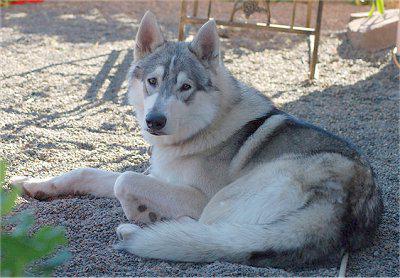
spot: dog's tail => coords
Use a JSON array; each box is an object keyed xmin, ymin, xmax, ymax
[{"xmin": 117, "ymin": 221, "xmax": 268, "ymax": 263}]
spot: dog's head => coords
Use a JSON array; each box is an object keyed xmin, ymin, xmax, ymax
[{"xmin": 128, "ymin": 11, "xmax": 223, "ymax": 145}]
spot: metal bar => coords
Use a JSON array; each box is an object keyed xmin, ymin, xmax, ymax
[
  {"xmin": 290, "ymin": 0, "xmax": 297, "ymax": 29},
  {"xmin": 306, "ymin": 0, "xmax": 313, "ymax": 28},
  {"xmin": 230, "ymin": 1, "xmax": 240, "ymax": 22},
  {"xmin": 309, "ymin": 0, "xmax": 323, "ymax": 80},
  {"xmin": 184, "ymin": 17, "xmax": 315, "ymax": 35},
  {"xmin": 265, "ymin": 0, "xmax": 271, "ymax": 25},
  {"xmin": 193, "ymin": 0, "xmax": 199, "ymax": 17},
  {"xmin": 178, "ymin": 0, "xmax": 187, "ymax": 41},
  {"xmin": 207, "ymin": 0, "xmax": 212, "ymax": 19}
]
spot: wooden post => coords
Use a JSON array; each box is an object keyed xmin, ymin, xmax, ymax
[
  {"xmin": 193, "ymin": 0, "xmax": 199, "ymax": 17},
  {"xmin": 306, "ymin": 0, "xmax": 313, "ymax": 28},
  {"xmin": 178, "ymin": 0, "xmax": 187, "ymax": 41},
  {"xmin": 178, "ymin": 0, "xmax": 324, "ymax": 80},
  {"xmin": 309, "ymin": 0, "xmax": 323, "ymax": 80},
  {"xmin": 207, "ymin": 0, "xmax": 212, "ymax": 19},
  {"xmin": 290, "ymin": 0, "xmax": 297, "ymax": 30}
]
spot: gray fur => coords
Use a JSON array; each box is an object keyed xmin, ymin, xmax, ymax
[{"xmin": 135, "ymin": 42, "xmax": 213, "ymax": 104}]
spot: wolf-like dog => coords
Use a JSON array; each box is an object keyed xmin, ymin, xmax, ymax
[{"xmin": 12, "ymin": 11, "xmax": 383, "ymax": 268}]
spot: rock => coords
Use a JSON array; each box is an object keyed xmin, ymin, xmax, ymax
[
  {"xmin": 347, "ymin": 9, "xmax": 399, "ymax": 52},
  {"xmin": 350, "ymin": 11, "xmax": 381, "ymax": 21}
]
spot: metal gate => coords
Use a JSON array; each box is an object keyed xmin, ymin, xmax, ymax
[{"xmin": 178, "ymin": 0, "xmax": 324, "ymax": 79}]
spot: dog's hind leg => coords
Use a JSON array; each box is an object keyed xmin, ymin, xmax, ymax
[
  {"xmin": 114, "ymin": 171, "xmax": 207, "ymax": 224},
  {"xmin": 11, "ymin": 168, "xmax": 120, "ymax": 199}
]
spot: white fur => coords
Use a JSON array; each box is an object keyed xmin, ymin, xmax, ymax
[{"xmin": 116, "ymin": 155, "xmax": 345, "ymax": 263}]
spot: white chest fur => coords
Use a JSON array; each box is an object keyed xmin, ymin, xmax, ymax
[{"xmin": 150, "ymin": 148, "xmax": 231, "ymax": 199}]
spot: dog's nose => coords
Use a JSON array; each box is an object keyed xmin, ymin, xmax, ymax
[{"xmin": 146, "ymin": 112, "xmax": 167, "ymax": 131}]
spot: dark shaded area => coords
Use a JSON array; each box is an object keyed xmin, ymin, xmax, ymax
[
  {"xmin": 85, "ymin": 50, "xmax": 120, "ymax": 99},
  {"xmin": 103, "ymin": 50, "xmax": 133, "ymax": 103}
]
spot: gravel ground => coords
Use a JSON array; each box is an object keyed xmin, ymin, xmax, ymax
[{"xmin": 1, "ymin": 1, "xmax": 398, "ymax": 277}]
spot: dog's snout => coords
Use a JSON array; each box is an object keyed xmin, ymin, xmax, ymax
[{"xmin": 146, "ymin": 112, "xmax": 167, "ymax": 131}]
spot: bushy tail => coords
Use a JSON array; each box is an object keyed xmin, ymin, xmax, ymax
[
  {"xmin": 118, "ymin": 221, "xmax": 268, "ymax": 263},
  {"xmin": 342, "ymin": 164, "xmax": 384, "ymax": 251}
]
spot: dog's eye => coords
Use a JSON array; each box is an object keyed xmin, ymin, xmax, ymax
[
  {"xmin": 147, "ymin": 78, "xmax": 157, "ymax": 86},
  {"xmin": 180, "ymin": 83, "xmax": 191, "ymax": 91}
]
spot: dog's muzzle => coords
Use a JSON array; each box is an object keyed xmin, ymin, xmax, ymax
[{"xmin": 146, "ymin": 112, "xmax": 166, "ymax": 135}]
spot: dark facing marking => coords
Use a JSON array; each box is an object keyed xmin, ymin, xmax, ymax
[
  {"xmin": 245, "ymin": 108, "xmax": 368, "ymax": 168},
  {"xmin": 142, "ymin": 80, "xmax": 150, "ymax": 96},
  {"xmin": 137, "ymin": 205, "xmax": 147, "ymax": 212},
  {"xmin": 148, "ymin": 212, "xmax": 157, "ymax": 222},
  {"xmin": 136, "ymin": 42, "xmax": 215, "ymax": 103},
  {"xmin": 236, "ymin": 108, "xmax": 282, "ymax": 148},
  {"xmin": 132, "ymin": 65, "xmax": 143, "ymax": 79}
]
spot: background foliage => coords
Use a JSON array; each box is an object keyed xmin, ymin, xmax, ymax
[{"xmin": 0, "ymin": 160, "xmax": 71, "ymax": 277}]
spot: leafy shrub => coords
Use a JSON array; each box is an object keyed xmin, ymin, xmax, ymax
[
  {"xmin": 0, "ymin": 160, "xmax": 71, "ymax": 276},
  {"xmin": 367, "ymin": 0, "xmax": 385, "ymax": 16},
  {"xmin": 353, "ymin": 0, "xmax": 386, "ymax": 16}
]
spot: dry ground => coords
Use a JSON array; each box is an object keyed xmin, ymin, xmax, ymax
[{"xmin": 1, "ymin": 1, "xmax": 398, "ymax": 276}]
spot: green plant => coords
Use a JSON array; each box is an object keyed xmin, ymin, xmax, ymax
[
  {"xmin": 0, "ymin": 159, "xmax": 71, "ymax": 277},
  {"xmin": 353, "ymin": 0, "xmax": 385, "ymax": 16},
  {"xmin": 368, "ymin": 0, "xmax": 385, "ymax": 16}
]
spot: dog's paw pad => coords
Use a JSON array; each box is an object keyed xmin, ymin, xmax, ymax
[
  {"xmin": 148, "ymin": 212, "xmax": 158, "ymax": 223},
  {"xmin": 137, "ymin": 205, "xmax": 147, "ymax": 212},
  {"xmin": 116, "ymin": 223, "xmax": 140, "ymax": 241}
]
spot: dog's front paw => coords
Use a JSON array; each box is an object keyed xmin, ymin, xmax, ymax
[
  {"xmin": 10, "ymin": 176, "xmax": 52, "ymax": 200},
  {"xmin": 10, "ymin": 176, "xmax": 30, "ymax": 190},
  {"xmin": 116, "ymin": 223, "xmax": 140, "ymax": 241}
]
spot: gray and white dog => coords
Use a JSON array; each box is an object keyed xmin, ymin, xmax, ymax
[{"xmin": 12, "ymin": 11, "xmax": 383, "ymax": 268}]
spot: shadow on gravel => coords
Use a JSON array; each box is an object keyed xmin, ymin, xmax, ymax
[
  {"xmin": 1, "ymin": 53, "xmax": 113, "ymax": 80},
  {"xmin": 2, "ymin": 0, "xmax": 311, "ymax": 53},
  {"xmin": 83, "ymin": 49, "xmax": 133, "ymax": 104},
  {"xmin": 0, "ymin": 1, "xmax": 180, "ymax": 44},
  {"xmin": 1, "ymin": 3, "xmax": 136, "ymax": 44},
  {"xmin": 1, "ymin": 101, "xmax": 105, "ymax": 133},
  {"xmin": 281, "ymin": 62, "xmax": 398, "ymax": 139}
]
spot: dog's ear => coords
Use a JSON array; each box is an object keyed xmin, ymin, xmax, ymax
[
  {"xmin": 134, "ymin": 11, "xmax": 165, "ymax": 61},
  {"xmin": 189, "ymin": 20, "xmax": 220, "ymax": 66}
]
